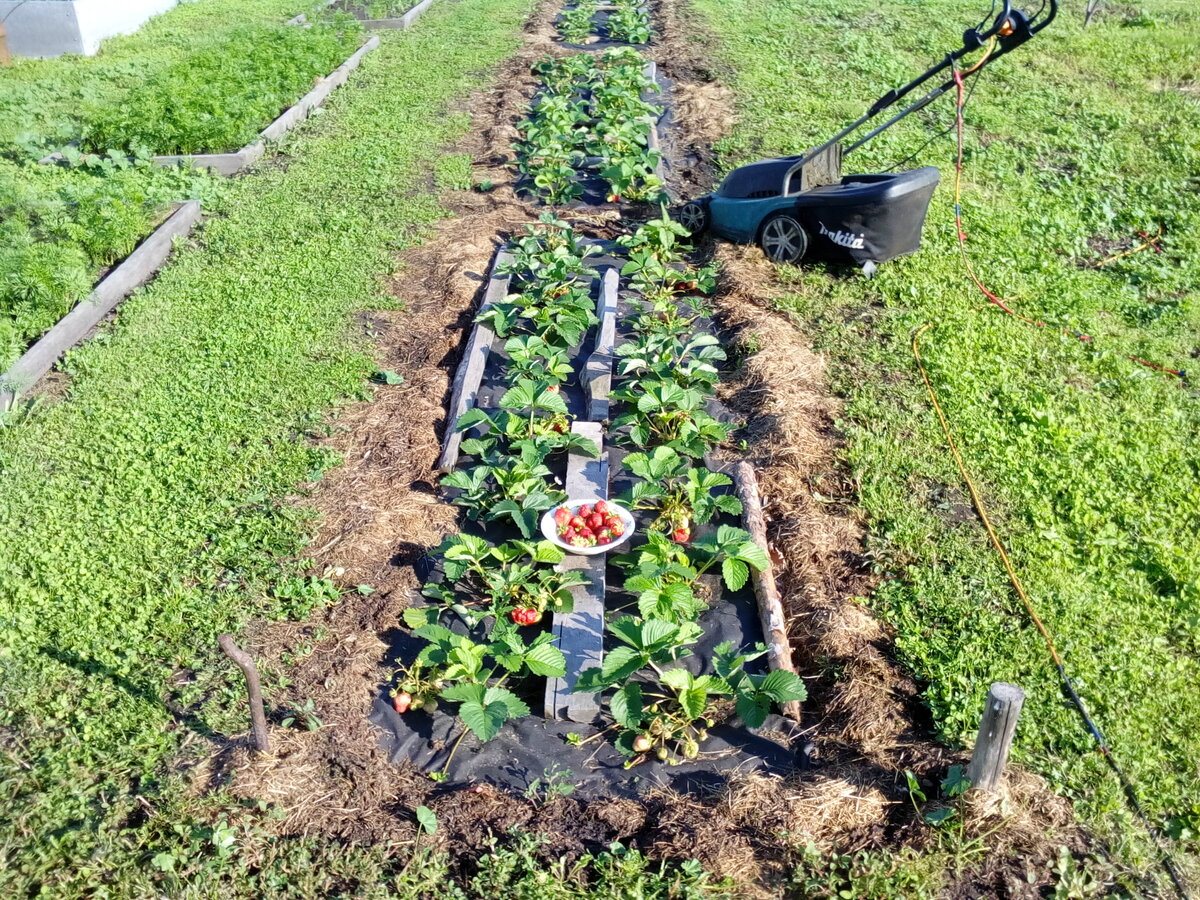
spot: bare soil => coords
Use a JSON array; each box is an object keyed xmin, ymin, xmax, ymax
[{"xmin": 196, "ymin": 0, "xmax": 1088, "ymax": 894}]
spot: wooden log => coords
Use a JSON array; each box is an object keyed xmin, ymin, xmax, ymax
[
  {"xmin": 733, "ymin": 461, "xmax": 802, "ymax": 723},
  {"xmin": 1, "ymin": 201, "xmax": 202, "ymax": 412},
  {"xmin": 585, "ymin": 266, "xmax": 618, "ymax": 420},
  {"xmin": 967, "ymin": 682, "xmax": 1024, "ymax": 792},
  {"xmin": 435, "ymin": 249, "xmax": 513, "ymax": 472},
  {"xmin": 544, "ymin": 421, "xmax": 608, "ymax": 722},
  {"xmin": 218, "ymin": 634, "xmax": 271, "ymax": 754}
]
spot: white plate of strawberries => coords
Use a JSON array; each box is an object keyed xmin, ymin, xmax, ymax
[{"xmin": 540, "ymin": 498, "xmax": 635, "ymax": 555}]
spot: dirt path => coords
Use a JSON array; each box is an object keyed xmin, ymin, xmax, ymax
[{"xmin": 199, "ymin": 0, "xmax": 1086, "ymax": 893}]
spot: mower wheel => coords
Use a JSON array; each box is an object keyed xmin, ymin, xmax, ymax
[
  {"xmin": 759, "ymin": 213, "xmax": 808, "ymax": 264},
  {"xmin": 676, "ymin": 200, "xmax": 710, "ymax": 236}
]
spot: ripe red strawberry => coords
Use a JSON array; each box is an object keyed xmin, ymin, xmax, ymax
[
  {"xmin": 587, "ymin": 513, "xmax": 603, "ymax": 529},
  {"xmin": 554, "ymin": 506, "xmax": 571, "ymax": 524},
  {"xmin": 579, "ymin": 527, "xmax": 595, "ymax": 540},
  {"xmin": 672, "ymin": 526, "xmax": 691, "ymax": 544},
  {"xmin": 603, "ymin": 514, "xmax": 620, "ymax": 528},
  {"xmin": 609, "ymin": 519, "xmax": 625, "ymax": 537},
  {"xmin": 594, "ymin": 500, "xmax": 609, "ymax": 515},
  {"xmin": 393, "ymin": 692, "xmax": 412, "ymax": 714},
  {"xmin": 570, "ymin": 515, "xmax": 585, "ymax": 529},
  {"xmin": 510, "ymin": 607, "xmax": 542, "ymax": 626},
  {"xmin": 578, "ymin": 504, "xmax": 593, "ymax": 519},
  {"xmin": 598, "ymin": 529, "xmax": 613, "ymax": 544},
  {"xmin": 552, "ymin": 422, "xmax": 567, "ymax": 434}
]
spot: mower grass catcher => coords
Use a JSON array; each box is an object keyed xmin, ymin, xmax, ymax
[{"xmin": 676, "ymin": 0, "xmax": 1057, "ymax": 273}]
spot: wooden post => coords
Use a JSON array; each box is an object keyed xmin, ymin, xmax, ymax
[
  {"xmin": 733, "ymin": 461, "xmax": 802, "ymax": 723},
  {"xmin": 218, "ymin": 634, "xmax": 271, "ymax": 754},
  {"xmin": 967, "ymin": 682, "xmax": 1024, "ymax": 792},
  {"xmin": 0, "ymin": 23, "xmax": 11, "ymax": 67}
]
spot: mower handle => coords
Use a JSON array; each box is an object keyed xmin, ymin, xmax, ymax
[{"xmin": 781, "ymin": 0, "xmax": 1057, "ymax": 194}]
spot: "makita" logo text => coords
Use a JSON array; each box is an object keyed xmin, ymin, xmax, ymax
[{"xmin": 818, "ymin": 221, "xmax": 865, "ymax": 250}]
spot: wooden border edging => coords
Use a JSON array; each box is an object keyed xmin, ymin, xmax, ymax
[
  {"xmin": 39, "ymin": 37, "xmax": 381, "ymax": 176},
  {"xmin": 1, "ymin": 200, "xmax": 202, "ymax": 412},
  {"xmin": 733, "ymin": 460, "xmax": 802, "ymax": 723},
  {"xmin": 585, "ymin": 266, "xmax": 618, "ymax": 420},
  {"xmin": 435, "ymin": 249, "xmax": 513, "ymax": 472},
  {"xmin": 288, "ymin": 0, "xmax": 437, "ymax": 30},
  {"xmin": 545, "ymin": 421, "xmax": 608, "ymax": 722},
  {"xmin": 642, "ymin": 60, "xmax": 670, "ymax": 197}
]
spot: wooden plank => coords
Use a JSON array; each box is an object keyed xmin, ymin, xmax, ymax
[
  {"xmin": 434, "ymin": 249, "xmax": 513, "ymax": 472},
  {"xmin": 545, "ymin": 421, "xmax": 608, "ymax": 722},
  {"xmin": 585, "ymin": 266, "xmax": 618, "ymax": 420},
  {"xmin": 260, "ymin": 37, "xmax": 380, "ymax": 143},
  {"xmin": 967, "ymin": 682, "xmax": 1024, "ymax": 792},
  {"xmin": 643, "ymin": 61, "xmax": 669, "ymax": 196},
  {"xmin": 1, "ymin": 201, "xmax": 202, "ymax": 411},
  {"xmin": 733, "ymin": 460, "xmax": 802, "ymax": 723},
  {"xmin": 396, "ymin": 0, "xmax": 437, "ymax": 29}
]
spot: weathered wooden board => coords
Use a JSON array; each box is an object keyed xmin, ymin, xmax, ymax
[
  {"xmin": 733, "ymin": 460, "xmax": 802, "ymax": 722},
  {"xmin": 967, "ymin": 682, "xmax": 1024, "ymax": 792},
  {"xmin": 435, "ymin": 249, "xmax": 513, "ymax": 473},
  {"xmin": 1, "ymin": 201, "xmax": 202, "ymax": 412},
  {"xmin": 544, "ymin": 421, "xmax": 609, "ymax": 722},
  {"xmin": 585, "ymin": 266, "xmax": 619, "ymax": 420}
]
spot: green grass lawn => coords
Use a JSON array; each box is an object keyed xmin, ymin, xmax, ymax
[
  {"xmin": 687, "ymin": 0, "xmax": 1200, "ymax": 885},
  {"xmin": 0, "ymin": 0, "xmax": 364, "ymax": 368},
  {"xmin": 0, "ymin": 0, "xmax": 544, "ymax": 893}
]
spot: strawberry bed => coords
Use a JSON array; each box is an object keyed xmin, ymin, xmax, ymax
[
  {"xmin": 372, "ymin": 211, "xmax": 806, "ymax": 794},
  {"xmin": 369, "ymin": 9, "xmax": 806, "ymax": 798}
]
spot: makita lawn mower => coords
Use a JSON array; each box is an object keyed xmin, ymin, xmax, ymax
[{"xmin": 676, "ymin": 0, "xmax": 1057, "ymax": 273}]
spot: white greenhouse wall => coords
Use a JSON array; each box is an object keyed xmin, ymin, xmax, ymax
[{"xmin": 0, "ymin": 0, "xmax": 180, "ymax": 58}]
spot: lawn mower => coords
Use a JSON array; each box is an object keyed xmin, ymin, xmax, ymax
[{"xmin": 676, "ymin": 0, "xmax": 1058, "ymax": 273}]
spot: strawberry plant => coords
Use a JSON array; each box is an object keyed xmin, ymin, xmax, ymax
[
  {"xmin": 454, "ymin": 378, "xmax": 599, "ymax": 453},
  {"xmin": 573, "ymin": 618, "xmax": 806, "ymax": 763},
  {"xmin": 559, "ymin": 0, "xmax": 597, "ymax": 42},
  {"xmin": 615, "ymin": 331, "xmax": 726, "ymax": 391},
  {"xmin": 420, "ymin": 534, "xmax": 583, "ymax": 623},
  {"xmin": 611, "ymin": 379, "xmax": 731, "ymax": 456},
  {"xmin": 606, "ymin": 0, "xmax": 652, "ymax": 44},
  {"xmin": 621, "ymin": 446, "xmax": 743, "ymax": 540},
  {"xmin": 478, "ymin": 280, "xmax": 598, "ymax": 350},
  {"xmin": 442, "ymin": 438, "xmax": 564, "ymax": 538},
  {"xmin": 504, "ymin": 335, "xmax": 573, "ymax": 385},
  {"xmin": 399, "ymin": 607, "xmax": 566, "ymax": 742}
]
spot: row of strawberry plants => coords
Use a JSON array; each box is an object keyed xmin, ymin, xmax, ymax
[
  {"xmin": 391, "ymin": 217, "xmax": 603, "ymax": 749},
  {"xmin": 558, "ymin": 0, "xmax": 652, "ymax": 45},
  {"xmin": 517, "ymin": 48, "xmax": 665, "ymax": 205},
  {"xmin": 580, "ymin": 210, "xmax": 807, "ymax": 764}
]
